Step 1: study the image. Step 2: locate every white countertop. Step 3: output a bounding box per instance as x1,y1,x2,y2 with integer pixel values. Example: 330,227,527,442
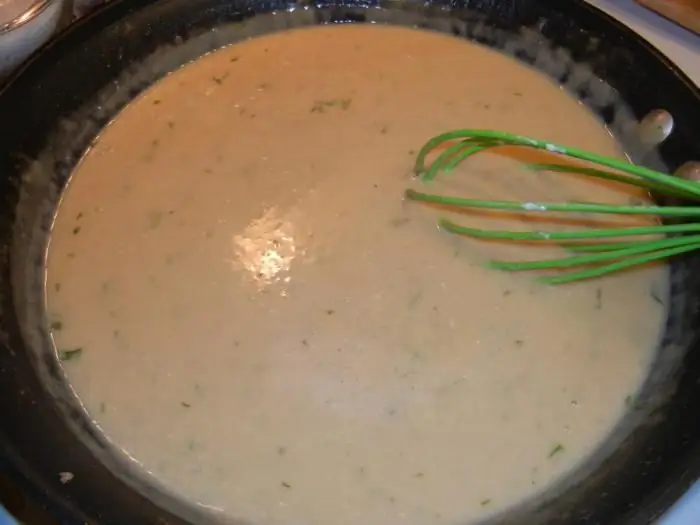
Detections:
587,4,700,523
588,0,700,85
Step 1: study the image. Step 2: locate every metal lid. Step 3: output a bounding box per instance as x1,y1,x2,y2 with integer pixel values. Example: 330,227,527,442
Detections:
0,0,53,33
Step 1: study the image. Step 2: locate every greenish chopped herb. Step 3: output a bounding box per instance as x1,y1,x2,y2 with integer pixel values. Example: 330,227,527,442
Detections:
187,440,196,451
408,149,416,155
76,212,83,220
326,309,335,316
148,210,163,229
59,348,83,361
548,443,565,458
72,226,81,235
503,290,512,296
277,446,287,456
414,472,424,478
153,99,161,105
212,74,228,85
50,321,63,331
408,291,423,308
625,394,643,410
391,217,411,227
310,98,352,113
54,283,61,292
650,286,664,306
480,499,492,506
514,339,524,347
67,253,76,259
167,121,176,129
301,339,309,347
595,288,602,309
281,481,291,489
99,402,106,414
181,401,191,408
513,91,523,97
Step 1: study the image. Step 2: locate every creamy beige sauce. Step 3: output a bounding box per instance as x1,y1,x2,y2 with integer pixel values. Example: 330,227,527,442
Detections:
46,25,666,525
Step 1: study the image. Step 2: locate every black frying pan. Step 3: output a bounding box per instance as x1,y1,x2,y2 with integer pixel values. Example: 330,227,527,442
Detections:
1,0,700,524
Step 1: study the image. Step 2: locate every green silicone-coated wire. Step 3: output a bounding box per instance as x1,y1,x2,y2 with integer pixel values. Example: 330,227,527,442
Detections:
414,129,700,198
406,128,700,284
541,242,700,285
526,163,697,200
439,218,700,241
489,234,700,271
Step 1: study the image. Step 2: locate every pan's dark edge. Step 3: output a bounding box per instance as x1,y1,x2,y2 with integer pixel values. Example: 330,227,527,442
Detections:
0,0,699,524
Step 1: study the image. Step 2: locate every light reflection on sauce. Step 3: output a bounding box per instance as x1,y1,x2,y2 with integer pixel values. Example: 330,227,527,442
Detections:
233,207,298,289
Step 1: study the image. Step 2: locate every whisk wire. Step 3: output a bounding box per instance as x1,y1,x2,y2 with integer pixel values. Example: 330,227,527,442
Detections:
406,129,700,283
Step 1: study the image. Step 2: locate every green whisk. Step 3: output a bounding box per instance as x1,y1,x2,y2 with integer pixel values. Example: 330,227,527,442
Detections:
405,129,700,285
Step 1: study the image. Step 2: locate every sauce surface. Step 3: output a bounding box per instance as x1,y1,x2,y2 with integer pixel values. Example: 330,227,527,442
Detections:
46,25,665,525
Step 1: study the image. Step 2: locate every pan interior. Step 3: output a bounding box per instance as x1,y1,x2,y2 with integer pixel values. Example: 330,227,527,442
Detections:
42,23,668,525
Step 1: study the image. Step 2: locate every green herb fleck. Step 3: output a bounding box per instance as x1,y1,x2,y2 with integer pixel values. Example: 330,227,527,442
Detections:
148,210,163,229
187,440,196,451
625,394,643,410
310,98,352,113
277,446,287,456
390,217,411,227
408,149,416,156
153,99,161,105
414,472,424,478
514,339,524,347
54,283,61,292
76,212,83,220
548,443,565,458
230,56,239,62
281,481,291,489
513,91,523,97
99,402,107,414
326,309,335,316
50,321,63,331
167,121,176,129
408,291,423,308
72,226,81,235
595,288,602,309
212,74,229,85
59,348,83,361
503,290,512,296
181,401,191,408
480,499,492,506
